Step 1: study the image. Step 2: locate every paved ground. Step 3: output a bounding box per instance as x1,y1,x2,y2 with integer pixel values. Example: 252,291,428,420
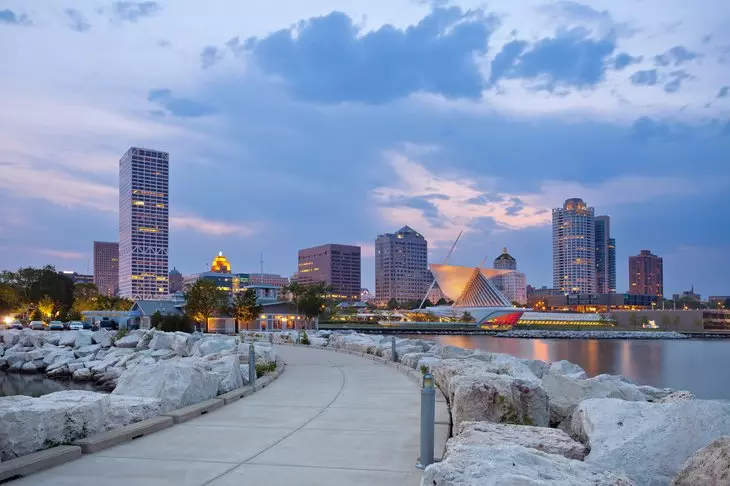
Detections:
13,345,448,486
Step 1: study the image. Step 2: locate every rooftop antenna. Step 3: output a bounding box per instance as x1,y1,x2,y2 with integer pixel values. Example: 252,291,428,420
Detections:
260,251,264,275
418,229,463,310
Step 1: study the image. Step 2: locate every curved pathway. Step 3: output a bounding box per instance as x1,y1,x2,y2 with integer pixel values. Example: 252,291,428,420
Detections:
13,345,448,486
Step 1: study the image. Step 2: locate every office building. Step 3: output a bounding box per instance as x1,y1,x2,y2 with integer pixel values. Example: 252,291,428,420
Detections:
629,250,664,297
168,267,184,293
249,273,289,287
297,244,361,301
552,198,596,294
490,248,527,305
210,251,232,273
118,147,169,300
93,241,119,296
59,271,94,285
375,226,430,304
594,216,616,294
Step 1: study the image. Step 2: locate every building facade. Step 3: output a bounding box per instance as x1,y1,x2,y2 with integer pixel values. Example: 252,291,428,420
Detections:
297,244,361,301
168,267,184,293
60,271,94,285
594,216,616,294
375,226,430,305
93,241,119,296
629,250,664,297
553,198,597,294
490,248,527,305
118,147,170,300
249,273,289,287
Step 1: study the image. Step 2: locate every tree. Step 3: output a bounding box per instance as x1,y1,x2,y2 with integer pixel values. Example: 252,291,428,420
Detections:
185,280,228,332
37,295,55,320
0,283,19,315
639,316,650,328
460,311,475,323
231,289,263,331
296,283,329,320
435,298,448,306
386,298,399,310
73,283,99,301
151,310,163,328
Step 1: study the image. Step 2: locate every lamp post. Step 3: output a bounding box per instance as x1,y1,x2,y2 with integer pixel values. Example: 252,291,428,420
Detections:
416,373,435,469
248,342,256,386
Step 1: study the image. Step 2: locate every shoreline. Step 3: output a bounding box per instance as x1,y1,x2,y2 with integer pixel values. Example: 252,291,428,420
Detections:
323,327,730,339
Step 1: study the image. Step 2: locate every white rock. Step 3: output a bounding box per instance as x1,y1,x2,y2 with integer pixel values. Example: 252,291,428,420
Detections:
171,333,189,357
20,361,37,373
568,398,730,486
92,331,113,348
429,344,474,359
4,351,28,366
449,373,549,430
58,332,77,348
205,355,244,394
115,334,141,348
308,336,327,347
150,349,176,360
548,360,588,380
672,436,730,486
659,390,696,403
73,368,93,381
112,359,220,412
45,355,76,372
542,373,648,426
75,344,101,358
417,356,442,372
193,337,237,357
106,396,162,430
240,364,251,385
149,332,173,350
400,352,436,369
67,362,84,373
26,349,43,361
74,331,94,348
0,330,20,345
422,444,633,486
455,421,587,460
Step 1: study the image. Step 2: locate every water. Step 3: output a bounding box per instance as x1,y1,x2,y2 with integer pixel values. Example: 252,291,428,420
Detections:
417,335,730,400
0,372,103,398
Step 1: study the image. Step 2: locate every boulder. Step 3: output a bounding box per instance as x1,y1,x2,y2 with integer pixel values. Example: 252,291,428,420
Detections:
417,356,442,372
193,337,237,357
449,373,549,430
44,333,61,346
542,373,648,426
672,436,730,486
67,362,85,373
568,398,730,486
75,344,101,359
26,349,43,361
45,355,76,372
660,390,696,403
150,349,176,360
72,368,93,381
548,360,588,380
400,352,436,369
135,331,154,350
381,344,423,361
0,391,110,460
112,359,219,412
115,334,141,348
47,365,70,378
455,421,588,460
4,351,28,367
429,344,474,359
308,336,327,347
240,364,250,385
205,355,244,394
92,331,113,348
422,444,633,486
74,331,94,348
58,332,77,348
107,396,162,430
637,385,676,402
149,332,173,350
20,361,37,373
171,333,189,356
0,330,20,345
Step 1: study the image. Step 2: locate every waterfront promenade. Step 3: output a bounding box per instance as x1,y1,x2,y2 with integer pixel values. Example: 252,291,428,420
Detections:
12,345,446,486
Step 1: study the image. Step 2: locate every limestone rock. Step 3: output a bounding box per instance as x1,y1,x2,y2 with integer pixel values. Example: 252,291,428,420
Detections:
205,355,244,394
171,333,189,357
115,334,141,348
422,444,633,486
542,373,648,426
308,336,327,347
92,331,113,348
659,390,696,403
75,344,101,358
568,398,730,486
400,352,436,369
672,436,730,486
58,332,77,348
149,332,173,350
107,396,162,430
429,344,474,359
72,368,93,381
417,356,442,373
20,361,37,373
4,351,28,366
0,330,20,345
449,373,549,430
74,331,94,348
150,349,176,360
193,337,237,357
455,421,587,460
548,360,588,380
112,359,219,412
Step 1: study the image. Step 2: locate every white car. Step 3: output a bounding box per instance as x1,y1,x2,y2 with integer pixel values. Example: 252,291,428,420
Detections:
48,321,65,331
29,320,45,330
68,321,84,331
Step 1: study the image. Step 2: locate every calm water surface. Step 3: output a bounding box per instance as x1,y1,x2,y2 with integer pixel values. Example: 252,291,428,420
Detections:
416,335,730,400
0,372,102,397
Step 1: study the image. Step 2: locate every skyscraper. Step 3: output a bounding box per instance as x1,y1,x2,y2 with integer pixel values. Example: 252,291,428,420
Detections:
118,147,169,300
93,241,119,296
629,250,664,297
552,198,596,294
491,248,527,305
594,216,616,294
375,226,429,305
297,244,361,301
168,267,184,293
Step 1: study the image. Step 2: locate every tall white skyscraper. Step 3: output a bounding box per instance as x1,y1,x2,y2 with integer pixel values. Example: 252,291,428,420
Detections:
118,147,169,300
375,226,430,305
594,215,616,294
552,198,596,294
491,248,527,305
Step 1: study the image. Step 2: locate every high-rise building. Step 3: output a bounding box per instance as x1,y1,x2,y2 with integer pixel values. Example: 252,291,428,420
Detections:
93,241,119,296
168,267,184,293
249,273,289,287
297,244,361,301
118,147,169,300
375,226,430,305
210,251,232,273
490,248,527,305
629,250,663,297
594,216,616,294
552,198,596,294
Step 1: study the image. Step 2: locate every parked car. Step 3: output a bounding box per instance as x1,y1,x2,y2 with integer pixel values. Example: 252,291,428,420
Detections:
7,320,23,330
100,320,119,330
68,321,84,331
82,321,92,330
48,321,65,331
29,320,45,330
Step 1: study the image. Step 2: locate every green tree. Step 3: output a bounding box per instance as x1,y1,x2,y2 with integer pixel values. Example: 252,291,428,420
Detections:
37,295,55,320
386,298,399,310
151,310,163,328
0,283,19,315
296,283,329,320
73,283,99,301
185,279,228,332
231,289,263,331
1,266,74,317
460,311,475,323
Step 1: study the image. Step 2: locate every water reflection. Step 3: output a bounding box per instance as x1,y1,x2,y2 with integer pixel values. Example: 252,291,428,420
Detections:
0,372,102,397
419,335,730,400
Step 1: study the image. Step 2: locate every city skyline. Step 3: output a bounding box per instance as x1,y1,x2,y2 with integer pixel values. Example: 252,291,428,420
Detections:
1,1,728,296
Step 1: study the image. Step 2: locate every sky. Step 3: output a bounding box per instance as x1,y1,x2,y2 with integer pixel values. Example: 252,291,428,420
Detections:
0,0,729,296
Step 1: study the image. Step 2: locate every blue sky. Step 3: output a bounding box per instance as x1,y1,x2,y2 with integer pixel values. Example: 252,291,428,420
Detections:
0,0,728,296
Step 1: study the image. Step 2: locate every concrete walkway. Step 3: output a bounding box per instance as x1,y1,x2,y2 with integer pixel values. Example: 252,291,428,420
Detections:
13,345,447,486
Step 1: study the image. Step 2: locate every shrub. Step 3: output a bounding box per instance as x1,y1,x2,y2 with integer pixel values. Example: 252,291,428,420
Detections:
300,329,310,345
255,362,277,378
420,364,429,375
112,328,129,344
365,346,374,354
157,314,194,333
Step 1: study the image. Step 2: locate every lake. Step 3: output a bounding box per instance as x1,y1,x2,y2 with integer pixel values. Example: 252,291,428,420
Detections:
0,372,103,397
415,335,730,400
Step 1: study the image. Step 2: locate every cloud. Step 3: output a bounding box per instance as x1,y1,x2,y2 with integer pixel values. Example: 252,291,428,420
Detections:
38,249,87,260
654,45,699,66
718,86,729,98
147,89,214,117
65,9,91,32
488,28,616,91
200,46,222,69
630,69,658,86
170,215,256,237
613,52,642,70
664,70,692,93
537,1,639,39
242,7,499,104
0,9,30,25
111,1,160,22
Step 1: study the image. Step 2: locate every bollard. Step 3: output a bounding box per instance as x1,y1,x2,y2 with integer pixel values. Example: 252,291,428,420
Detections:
391,336,397,362
269,333,273,345
416,373,435,470
248,342,256,385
